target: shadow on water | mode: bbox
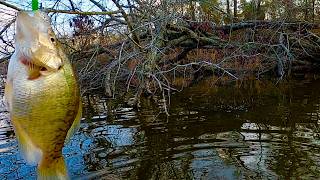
[1,77,320,179]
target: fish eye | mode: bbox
[50,37,55,43]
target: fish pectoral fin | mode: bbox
[64,100,82,144]
[11,117,42,164]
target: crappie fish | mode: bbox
[5,11,81,179]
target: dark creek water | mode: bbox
[1,77,320,179]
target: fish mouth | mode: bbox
[20,57,62,80]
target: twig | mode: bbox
[112,42,125,98]
[67,0,76,11]
[0,1,21,11]
[111,0,141,47]
[44,9,121,15]
[0,19,15,37]
[0,55,10,63]
[0,1,120,15]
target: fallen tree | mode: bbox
[74,19,320,97]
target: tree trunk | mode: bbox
[312,0,315,22]
[226,0,230,15]
[285,0,294,20]
[305,0,309,21]
[253,0,262,19]
[233,0,237,18]
[256,0,261,14]
[189,1,196,20]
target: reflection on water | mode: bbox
[1,78,320,179]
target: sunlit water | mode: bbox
[1,77,320,179]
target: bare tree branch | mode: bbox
[67,0,76,11]
[111,0,141,46]
[0,0,21,11]
[44,9,121,15]
[88,0,126,26]
[0,1,120,15]
[0,19,15,37]
[0,55,10,63]
[89,0,106,11]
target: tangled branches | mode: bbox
[1,0,320,112]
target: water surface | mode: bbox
[1,78,320,179]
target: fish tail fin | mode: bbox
[38,155,68,180]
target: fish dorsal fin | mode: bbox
[64,100,82,144]
[11,117,42,164]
